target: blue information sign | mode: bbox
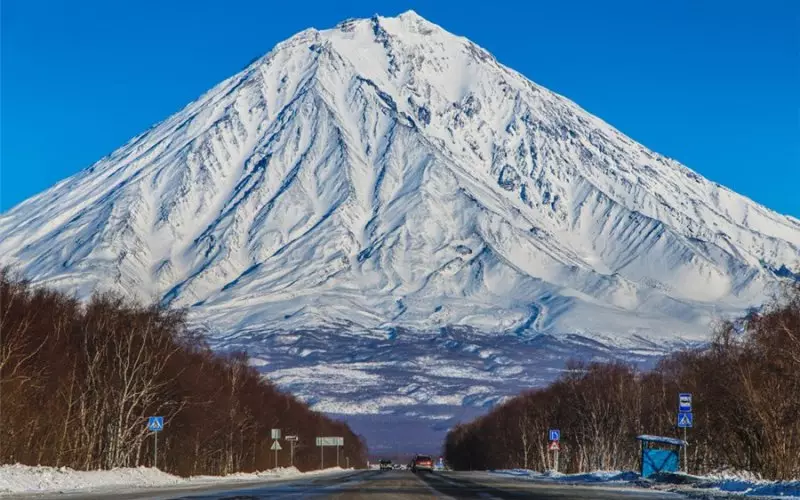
[147,416,164,432]
[678,393,692,413]
[677,412,693,428]
[549,429,560,441]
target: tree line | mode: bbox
[0,269,366,475]
[444,284,800,480]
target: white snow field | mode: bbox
[1,12,798,450]
[0,464,345,495]
[490,469,800,498]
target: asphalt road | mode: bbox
[10,469,689,499]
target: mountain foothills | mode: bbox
[1,12,798,345]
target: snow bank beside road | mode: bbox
[0,464,345,495]
[490,469,800,498]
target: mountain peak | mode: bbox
[1,13,798,349]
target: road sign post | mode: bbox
[548,429,560,472]
[286,435,298,467]
[147,416,164,468]
[678,393,693,473]
[316,437,344,470]
[271,440,282,469]
[548,441,560,471]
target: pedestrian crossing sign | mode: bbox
[147,416,164,432]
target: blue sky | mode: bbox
[2,0,798,216]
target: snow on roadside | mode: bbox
[490,469,800,498]
[0,464,346,495]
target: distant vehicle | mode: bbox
[379,459,392,470]
[411,454,434,473]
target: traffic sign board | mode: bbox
[271,428,281,439]
[549,429,560,442]
[147,416,164,432]
[271,440,282,451]
[679,393,692,412]
[548,441,560,451]
[285,435,299,441]
[316,436,343,446]
[678,412,693,428]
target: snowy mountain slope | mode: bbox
[2,10,799,348]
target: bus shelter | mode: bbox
[636,435,686,478]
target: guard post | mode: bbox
[636,435,686,478]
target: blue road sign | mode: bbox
[549,429,560,441]
[677,412,693,428]
[147,416,164,432]
[679,393,692,412]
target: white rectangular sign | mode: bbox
[316,436,343,446]
[271,429,281,439]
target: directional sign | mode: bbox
[316,436,344,446]
[147,416,164,432]
[679,393,692,413]
[548,441,560,451]
[285,435,299,442]
[271,440,283,451]
[549,429,560,442]
[271,428,281,439]
[678,412,693,428]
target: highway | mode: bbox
[12,469,687,499]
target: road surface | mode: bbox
[7,469,688,499]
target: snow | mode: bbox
[0,464,346,495]
[1,11,799,450]
[490,469,800,498]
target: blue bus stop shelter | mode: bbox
[636,435,686,478]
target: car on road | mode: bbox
[379,459,392,470]
[410,454,434,473]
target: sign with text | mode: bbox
[679,393,692,413]
[316,436,344,446]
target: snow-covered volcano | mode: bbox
[1,12,798,448]
[3,11,797,341]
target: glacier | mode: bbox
[1,11,798,452]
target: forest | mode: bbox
[0,269,367,476]
[444,284,800,480]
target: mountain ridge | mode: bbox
[1,11,798,348]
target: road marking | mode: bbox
[478,493,502,499]
[414,473,458,499]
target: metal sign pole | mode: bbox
[554,448,559,473]
[683,427,687,473]
[321,444,324,470]
[290,441,295,467]
[275,446,278,469]
[154,431,158,469]
[336,444,340,467]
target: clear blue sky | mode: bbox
[2,0,798,216]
